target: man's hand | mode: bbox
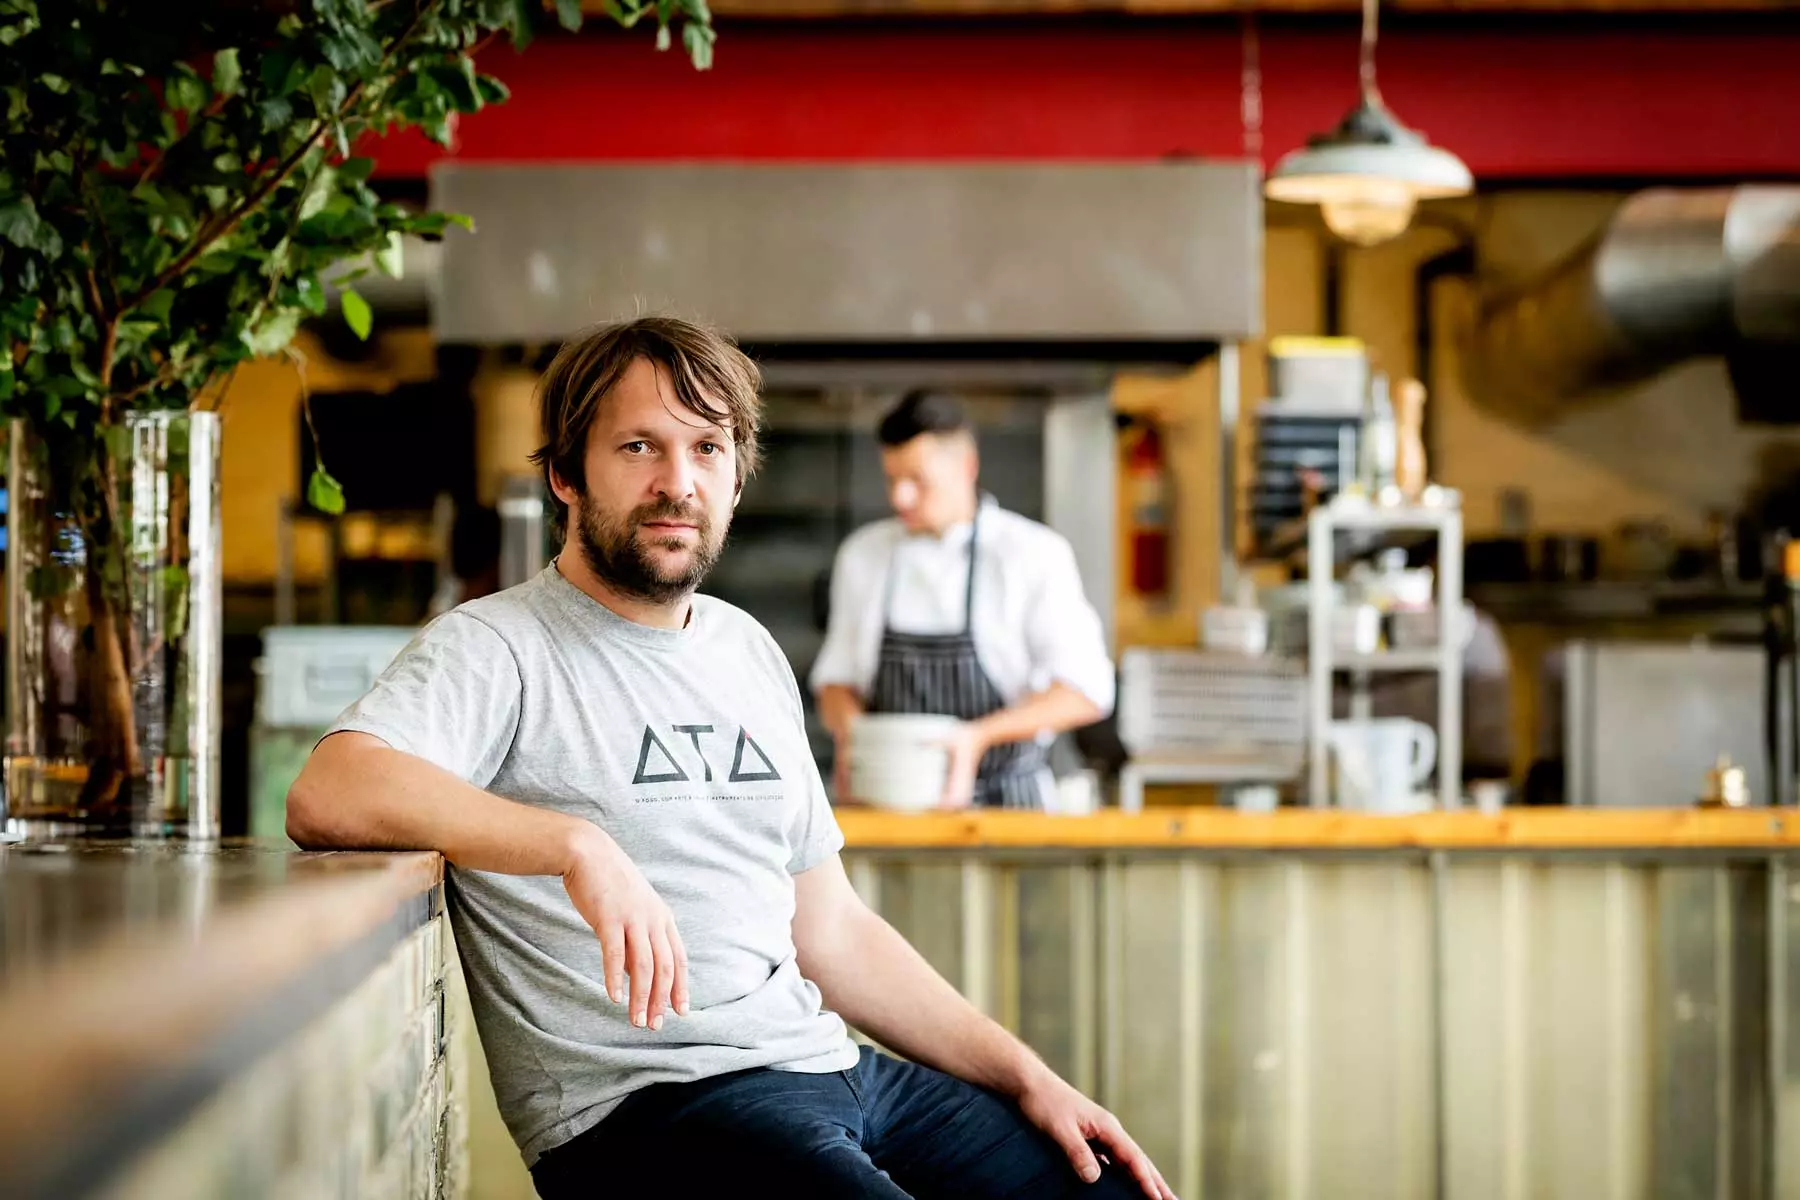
[561,825,689,1030]
[1017,1072,1176,1199]
[936,721,989,809]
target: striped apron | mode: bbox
[866,509,1048,810]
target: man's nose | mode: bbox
[653,456,697,500]
[890,480,919,513]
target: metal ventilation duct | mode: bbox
[429,163,1263,347]
[1469,187,1800,424]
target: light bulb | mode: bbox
[1321,192,1416,246]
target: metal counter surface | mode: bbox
[0,841,442,1196]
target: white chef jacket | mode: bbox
[809,498,1116,716]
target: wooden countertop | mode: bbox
[834,807,1800,850]
[0,841,442,1194]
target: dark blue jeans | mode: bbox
[530,1045,1146,1199]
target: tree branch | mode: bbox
[116,2,436,317]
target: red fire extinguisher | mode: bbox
[1126,421,1171,599]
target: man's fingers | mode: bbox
[1053,1125,1103,1185]
[1094,1117,1169,1199]
[599,918,627,1005]
[669,922,691,1017]
[625,923,653,1027]
[648,926,676,1030]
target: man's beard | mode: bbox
[574,494,727,605]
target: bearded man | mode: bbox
[287,316,1171,1200]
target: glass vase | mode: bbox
[4,411,222,839]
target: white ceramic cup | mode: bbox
[1328,719,1436,814]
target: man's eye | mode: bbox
[622,441,649,454]
[697,442,720,456]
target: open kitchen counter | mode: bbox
[0,842,453,1199]
[835,805,1800,850]
[836,805,1800,1196]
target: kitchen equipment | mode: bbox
[1615,519,1676,580]
[1389,601,1478,652]
[1332,604,1382,655]
[1202,581,1270,656]
[1537,534,1599,583]
[1394,379,1429,502]
[1566,640,1769,806]
[1232,784,1280,813]
[1698,755,1750,808]
[1118,648,1307,770]
[255,626,419,728]
[1358,371,1397,496]
[847,713,959,812]
[1328,718,1437,813]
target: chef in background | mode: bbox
[811,391,1115,810]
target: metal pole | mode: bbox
[1438,507,1464,810]
[1430,850,1451,1200]
[1767,857,1788,1200]
[1217,342,1240,604]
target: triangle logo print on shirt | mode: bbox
[728,729,782,783]
[632,726,691,785]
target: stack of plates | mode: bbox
[848,714,959,812]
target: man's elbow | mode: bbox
[286,741,369,849]
[285,766,338,849]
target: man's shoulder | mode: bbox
[983,505,1074,560]
[838,517,905,561]
[451,576,554,639]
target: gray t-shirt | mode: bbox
[329,566,858,1162]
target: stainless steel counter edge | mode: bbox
[0,843,444,1199]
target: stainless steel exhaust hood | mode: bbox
[1468,186,1800,424]
[429,163,1263,348]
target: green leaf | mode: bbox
[241,307,303,357]
[0,196,43,250]
[307,467,346,516]
[375,231,404,279]
[507,0,537,49]
[428,59,482,112]
[340,287,372,340]
[166,66,208,114]
[138,289,175,324]
[683,21,715,70]
[212,48,242,96]
[160,565,190,642]
[337,156,376,185]
[655,23,671,52]
[554,0,583,30]
[258,96,294,132]
[40,73,69,94]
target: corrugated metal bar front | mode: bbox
[842,848,1799,1200]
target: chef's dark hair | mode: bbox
[877,391,970,448]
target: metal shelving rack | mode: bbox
[1306,492,1465,809]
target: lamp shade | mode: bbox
[1265,95,1473,211]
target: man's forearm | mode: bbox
[971,681,1101,752]
[803,899,1050,1097]
[816,683,865,741]
[287,731,595,877]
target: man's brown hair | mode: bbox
[530,315,763,540]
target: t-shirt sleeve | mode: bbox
[764,626,845,874]
[326,612,523,790]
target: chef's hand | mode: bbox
[936,721,990,810]
[831,731,854,802]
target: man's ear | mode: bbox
[547,464,580,508]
